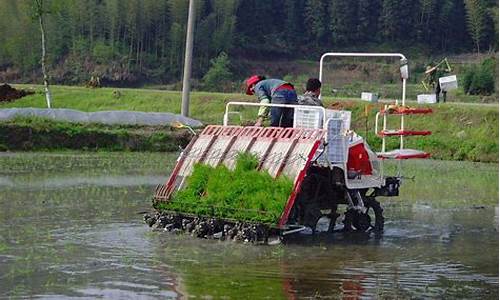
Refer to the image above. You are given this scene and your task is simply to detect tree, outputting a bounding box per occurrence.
[464,0,487,54]
[489,6,498,50]
[379,0,399,41]
[0,0,497,86]
[202,52,233,92]
[283,0,306,48]
[330,0,357,45]
[304,0,330,45]
[435,0,454,51]
[417,0,437,42]
[356,0,372,42]
[33,0,52,108]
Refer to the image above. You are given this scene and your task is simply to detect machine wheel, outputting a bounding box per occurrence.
[343,209,370,232]
[364,196,384,232]
[327,207,340,233]
[342,195,384,232]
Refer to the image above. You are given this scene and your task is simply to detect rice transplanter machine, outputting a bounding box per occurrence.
[151,52,432,238]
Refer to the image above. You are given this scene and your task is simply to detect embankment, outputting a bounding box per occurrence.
[342,101,499,162]
[0,85,497,162]
[0,117,191,152]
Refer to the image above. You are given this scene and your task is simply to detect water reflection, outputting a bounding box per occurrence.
[0,153,497,299]
[0,175,165,189]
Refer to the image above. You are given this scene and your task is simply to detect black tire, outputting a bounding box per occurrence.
[343,208,371,232]
[327,207,339,233]
[353,211,371,231]
[364,196,384,232]
[342,195,384,233]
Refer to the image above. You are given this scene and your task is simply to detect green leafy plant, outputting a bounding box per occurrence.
[462,57,497,96]
[202,52,233,92]
[92,41,115,64]
[157,153,294,224]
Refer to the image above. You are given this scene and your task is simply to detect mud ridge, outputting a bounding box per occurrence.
[0,84,34,102]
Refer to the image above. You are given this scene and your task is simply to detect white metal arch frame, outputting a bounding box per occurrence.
[318,52,409,152]
[318,52,408,105]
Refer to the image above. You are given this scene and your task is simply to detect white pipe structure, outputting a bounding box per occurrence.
[319,52,409,153]
[223,101,326,127]
[224,101,385,189]
[318,52,407,105]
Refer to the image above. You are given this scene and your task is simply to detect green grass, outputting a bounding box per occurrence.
[0,116,189,152]
[7,84,250,125]
[155,153,294,224]
[382,160,498,207]
[355,102,499,162]
[322,82,497,103]
[1,84,498,162]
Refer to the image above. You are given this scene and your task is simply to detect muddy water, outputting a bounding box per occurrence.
[0,153,497,299]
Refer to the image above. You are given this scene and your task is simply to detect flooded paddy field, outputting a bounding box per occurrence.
[0,152,498,299]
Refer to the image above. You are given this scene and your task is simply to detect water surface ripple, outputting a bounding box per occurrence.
[0,153,497,299]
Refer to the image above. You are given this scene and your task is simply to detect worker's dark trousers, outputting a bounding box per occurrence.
[435,86,446,103]
[270,89,298,128]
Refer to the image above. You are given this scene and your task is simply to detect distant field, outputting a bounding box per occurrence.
[6,84,246,124]
[5,84,498,120]
[1,84,498,162]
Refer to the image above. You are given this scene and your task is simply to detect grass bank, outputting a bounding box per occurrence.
[0,117,190,152]
[0,84,498,162]
[343,101,499,162]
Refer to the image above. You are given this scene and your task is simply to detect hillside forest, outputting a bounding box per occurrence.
[0,0,498,87]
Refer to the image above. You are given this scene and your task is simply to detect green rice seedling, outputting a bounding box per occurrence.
[158,153,294,224]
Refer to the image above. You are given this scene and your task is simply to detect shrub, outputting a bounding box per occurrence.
[92,41,115,64]
[462,57,497,95]
[202,52,233,92]
[462,66,474,94]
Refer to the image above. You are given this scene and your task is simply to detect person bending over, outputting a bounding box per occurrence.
[245,75,298,127]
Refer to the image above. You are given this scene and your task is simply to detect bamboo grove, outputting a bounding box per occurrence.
[0,0,497,84]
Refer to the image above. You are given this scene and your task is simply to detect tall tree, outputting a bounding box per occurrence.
[417,0,437,42]
[379,0,399,41]
[304,0,329,46]
[356,0,371,42]
[0,0,497,86]
[330,0,358,45]
[489,5,498,49]
[284,0,306,48]
[33,0,52,108]
[464,0,487,54]
[435,0,454,51]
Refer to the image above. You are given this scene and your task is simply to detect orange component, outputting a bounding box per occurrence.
[347,143,373,175]
[381,107,433,115]
[378,130,432,137]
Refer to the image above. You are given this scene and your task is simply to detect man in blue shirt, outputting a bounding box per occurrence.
[245,75,298,127]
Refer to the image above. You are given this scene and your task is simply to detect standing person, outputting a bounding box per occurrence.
[245,75,298,127]
[424,59,452,103]
[298,78,323,107]
[425,65,441,102]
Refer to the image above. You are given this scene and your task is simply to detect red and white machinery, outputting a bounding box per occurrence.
[153,53,431,236]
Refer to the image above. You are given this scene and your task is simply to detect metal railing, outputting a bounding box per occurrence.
[318,52,409,153]
[223,101,327,128]
[318,52,408,105]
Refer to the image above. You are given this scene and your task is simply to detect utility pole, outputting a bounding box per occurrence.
[181,0,196,117]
